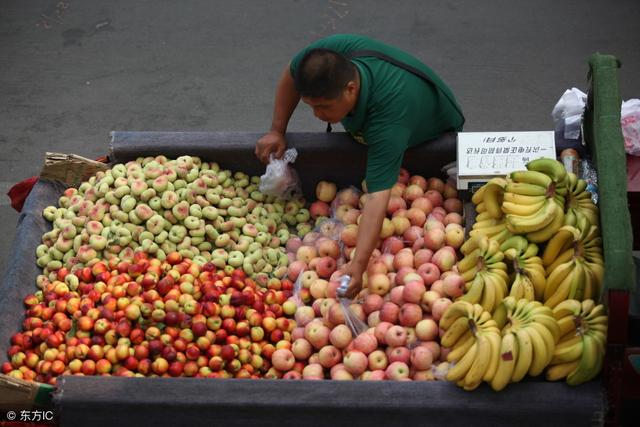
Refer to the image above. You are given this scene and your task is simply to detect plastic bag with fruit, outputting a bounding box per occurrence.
[336,275,369,336]
[259,148,302,200]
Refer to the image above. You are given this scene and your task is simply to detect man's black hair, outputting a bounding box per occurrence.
[294,48,357,99]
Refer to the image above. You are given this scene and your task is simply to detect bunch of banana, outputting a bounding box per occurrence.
[457,235,509,313]
[500,236,546,301]
[503,158,567,242]
[563,172,599,230]
[546,299,607,385]
[490,297,560,391]
[439,301,503,391]
[542,225,604,307]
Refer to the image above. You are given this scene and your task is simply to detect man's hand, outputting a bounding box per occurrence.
[338,261,366,299]
[255,131,286,164]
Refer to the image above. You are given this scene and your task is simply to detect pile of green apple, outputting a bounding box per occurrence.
[36,155,314,283]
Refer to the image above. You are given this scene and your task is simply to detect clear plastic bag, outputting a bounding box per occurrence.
[336,275,369,336]
[622,99,640,156]
[259,148,302,199]
[552,88,587,139]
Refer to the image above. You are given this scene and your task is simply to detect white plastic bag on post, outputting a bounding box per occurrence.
[622,99,640,156]
[552,88,587,139]
[259,148,302,199]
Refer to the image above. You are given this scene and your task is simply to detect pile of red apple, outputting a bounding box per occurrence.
[270,170,466,380]
[3,252,300,384]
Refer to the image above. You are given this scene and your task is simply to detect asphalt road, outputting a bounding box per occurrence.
[1,0,639,276]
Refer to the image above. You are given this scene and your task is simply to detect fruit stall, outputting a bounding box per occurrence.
[0,54,636,426]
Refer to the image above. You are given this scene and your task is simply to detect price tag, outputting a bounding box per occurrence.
[456,131,556,189]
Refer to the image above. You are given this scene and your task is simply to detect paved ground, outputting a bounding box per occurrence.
[1,0,639,275]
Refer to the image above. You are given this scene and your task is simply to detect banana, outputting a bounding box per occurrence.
[584,304,606,321]
[527,267,547,301]
[441,316,472,348]
[463,333,492,390]
[544,267,575,309]
[439,301,474,330]
[553,299,582,320]
[504,182,547,196]
[544,260,575,302]
[502,200,546,216]
[527,325,550,376]
[546,360,579,381]
[512,330,533,382]
[479,274,496,313]
[470,223,508,239]
[471,185,486,205]
[447,331,476,362]
[542,226,580,267]
[551,339,583,364]
[544,248,575,276]
[556,316,579,338]
[526,158,567,183]
[446,341,478,382]
[526,204,565,243]
[566,333,599,385]
[567,260,586,301]
[510,170,552,188]
[502,192,547,206]
[506,199,556,234]
[530,322,557,365]
[528,312,560,343]
[460,274,485,305]
[482,332,502,382]
[461,265,480,283]
[499,235,529,253]
[457,249,481,273]
[489,333,518,391]
[483,178,507,219]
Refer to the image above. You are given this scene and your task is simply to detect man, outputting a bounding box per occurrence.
[255,34,464,298]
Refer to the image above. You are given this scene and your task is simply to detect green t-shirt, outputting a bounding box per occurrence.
[290,34,464,192]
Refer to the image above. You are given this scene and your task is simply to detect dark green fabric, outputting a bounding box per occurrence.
[290,34,464,192]
[584,53,635,292]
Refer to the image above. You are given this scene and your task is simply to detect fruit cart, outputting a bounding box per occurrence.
[0,54,635,426]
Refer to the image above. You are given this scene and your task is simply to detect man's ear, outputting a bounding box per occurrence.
[345,80,358,95]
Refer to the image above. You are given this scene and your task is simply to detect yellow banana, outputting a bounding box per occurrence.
[489,333,518,391]
[567,261,586,301]
[482,332,502,382]
[526,204,565,243]
[480,273,497,313]
[502,192,547,206]
[446,341,478,382]
[439,301,474,329]
[463,333,492,390]
[447,331,476,362]
[556,316,579,338]
[504,182,547,196]
[501,200,546,216]
[530,322,557,366]
[457,249,481,273]
[527,325,550,376]
[545,360,579,381]
[471,185,486,205]
[544,248,575,276]
[483,179,506,220]
[551,338,583,364]
[512,329,533,382]
[460,274,485,305]
[544,268,575,309]
[441,316,472,348]
[553,299,582,320]
[542,226,579,267]
[544,260,575,302]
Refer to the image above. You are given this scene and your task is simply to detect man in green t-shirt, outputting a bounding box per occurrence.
[255,34,464,298]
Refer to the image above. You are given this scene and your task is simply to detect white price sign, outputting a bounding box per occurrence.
[457,131,556,177]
